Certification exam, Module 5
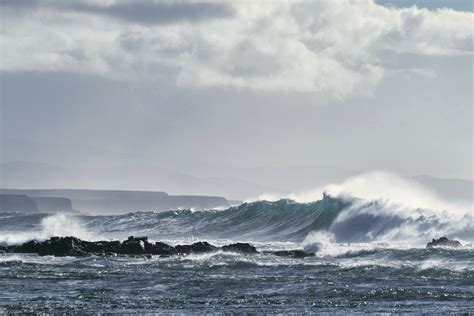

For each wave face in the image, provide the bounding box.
[327,199,474,244]
[72,195,349,244]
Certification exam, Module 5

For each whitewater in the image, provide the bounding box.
[0,173,473,313]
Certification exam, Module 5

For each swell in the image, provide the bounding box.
[83,195,350,242]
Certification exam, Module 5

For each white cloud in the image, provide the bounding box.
[1,0,472,99]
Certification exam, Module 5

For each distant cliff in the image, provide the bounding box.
[0,194,40,213]
[0,194,74,213]
[0,189,230,214]
[31,197,73,213]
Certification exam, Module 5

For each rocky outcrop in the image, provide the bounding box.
[1,236,313,259]
[175,242,218,255]
[426,237,462,248]
[222,243,258,254]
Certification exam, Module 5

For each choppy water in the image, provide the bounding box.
[0,195,473,313]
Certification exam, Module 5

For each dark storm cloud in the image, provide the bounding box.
[0,0,234,24]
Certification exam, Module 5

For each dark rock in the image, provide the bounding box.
[15,240,42,253]
[2,236,267,258]
[221,243,258,254]
[87,240,121,254]
[269,250,315,258]
[175,242,217,255]
[146,242,176,255]
[28,236,90,256]
[120,236,148,254]
[5,237,120,256]
[427,237,462,248]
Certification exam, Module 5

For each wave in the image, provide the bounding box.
[82,195,472,248]
[81,195,350,243]
[0,213,100,245]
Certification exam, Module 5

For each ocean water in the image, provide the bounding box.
[0,195,473,313]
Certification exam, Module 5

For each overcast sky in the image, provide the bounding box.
[1,0,473,186]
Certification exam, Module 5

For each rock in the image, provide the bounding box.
[15,240,42,253]
[1,236,271,258]
[86,240,121,254]
[6,237,124,256]
[269,250,315,258]
[426,237,462,248]
[120,236,148,254]
[21,236,90,256]
[175,242,218,255]
[221,243,258,254]
[146,242,176,256]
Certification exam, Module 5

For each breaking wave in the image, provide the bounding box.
[0,213,99,245]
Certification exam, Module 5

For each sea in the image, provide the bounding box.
[0,194,473,313]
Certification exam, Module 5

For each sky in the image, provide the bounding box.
[0,0,473,196]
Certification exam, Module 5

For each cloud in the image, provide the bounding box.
[0,0,39,8]
[68,1,234,25]
[1,0,472,99]
[376,0,473,12]
[0,0,233,25]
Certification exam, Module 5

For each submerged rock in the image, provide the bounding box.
[426,237,462,248]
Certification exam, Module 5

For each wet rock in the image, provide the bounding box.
[120,236,148,254]
[86,240,121,254]
[221,243,258,254]
[20,236,90,256]
[426,237,462,248]
[5,237,124,256]
[175,242,218,255]
[146,242,176,256]
[269,250,315,258]
[1,236,274,258]
[15,240,42,253]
